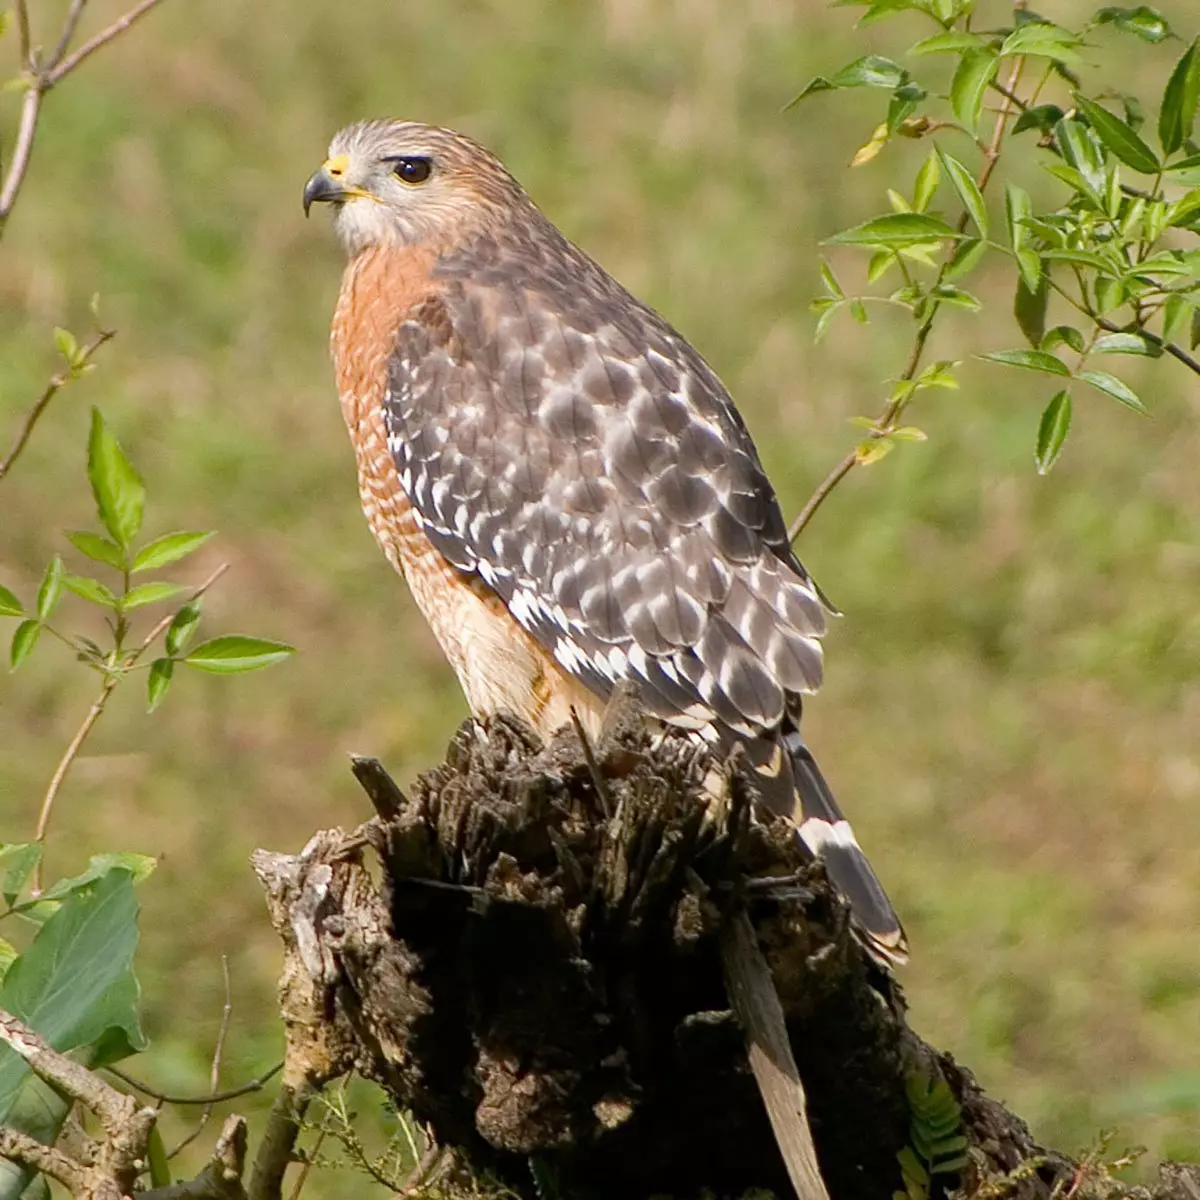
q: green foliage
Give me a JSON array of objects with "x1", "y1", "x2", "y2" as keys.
[
  {"x1": 894, "y1": 1069, "x2": 970, "y2": 1200},
  {"x1": 797, "y1": 0, "x2": 1200, "y2": 476},
  {"x1": 0, "y1": 406, "x2": 294, "y2": 709},
  {"x1": 0, "y1": 865, "x2": 148, "y2": 1200}
]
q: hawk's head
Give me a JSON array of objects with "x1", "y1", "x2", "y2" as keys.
[{"x1": 304, "y1": 120, "x2": 527, "y2": 256}]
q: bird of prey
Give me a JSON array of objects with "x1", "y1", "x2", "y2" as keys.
[{"x1": 304, "y1": 120, "x2": 907, "y2": 964}]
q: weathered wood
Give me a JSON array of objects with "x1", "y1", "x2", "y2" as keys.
[
  {"x1": 721, "y1": 909, "x2": 829, "y2": 1200},
  {"x1": 251, "y1": 714, "x2": 1200, "y2": 1200}
]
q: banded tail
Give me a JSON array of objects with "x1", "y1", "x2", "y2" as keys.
[{"x1": 780, "y1": 731, "x2": 908, "y2": 966}]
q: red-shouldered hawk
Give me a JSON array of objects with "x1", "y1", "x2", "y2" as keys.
[{"x1": 305, "y1": 120, "x2": 907, "y2": 965}]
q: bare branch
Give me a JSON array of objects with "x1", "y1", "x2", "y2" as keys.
[
  {"x1": 247, "y1": 1083, "x2": 312, "y2": 1200},
  {"x1": 141, "y1": 1116, "x2": 249, "y2": 1200},
  {"x1": 44, "y1": 0, "x2": 170, "y2": 86},
  {"x1": 0, "y1": 329, "x2": 114, "y2": 484},
  {"x1": 0, "y1": 1127, "x2": 85, "y2": 1192},
  {"x1": 0, "y1": 86, "x2": 44, "y2": 232},
  {"x1": 0, "y1": 1010, "x2": 139, "y2": 1130},
  {"x1": 48, "y1": 0, "x2": 89, "y2": 71}
]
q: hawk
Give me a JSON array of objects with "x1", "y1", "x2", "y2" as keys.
[{"x1": 304, "y1": 120, "x2": 907, "y2": 965}]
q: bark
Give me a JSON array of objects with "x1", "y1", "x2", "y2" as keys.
[{"x1": 251, "y1": 712, "x2": 1200, "y2": 1200}]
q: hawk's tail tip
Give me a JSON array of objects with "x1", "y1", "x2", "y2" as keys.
[{"x1": 785, "y1": 733, "x2": 909, "y2": 969}]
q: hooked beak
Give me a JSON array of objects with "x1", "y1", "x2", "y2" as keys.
[{"x1": 303, "y1": 162, "x2": 348, "y2": 216}]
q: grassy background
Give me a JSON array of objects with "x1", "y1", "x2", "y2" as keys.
[{"x1": 2, "y1": 0, "x2": 1199, "y2": 1191}]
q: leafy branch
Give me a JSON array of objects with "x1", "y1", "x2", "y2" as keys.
[{"x1": 790, "y1": 0, "x2": 1200, "y2": 539}]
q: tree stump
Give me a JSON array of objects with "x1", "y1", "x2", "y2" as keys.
[{"x1": 251, "y1": 713, "x2": 1200, "y2": 1200}]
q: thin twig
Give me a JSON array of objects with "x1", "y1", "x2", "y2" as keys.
[
  {"x1": 0, "y1": 86, "x2": 44, "y2": 229},
  {"x1": 0, "y1": 329, "x2": 114, "y2": 483},
  {"x1": 31, "y1": 563, "x2": 229, "y2": 885},
  {"x1": 44, "y1": 0, "x2": 170, "y2": 86},
  {"x1": 168, "y1": 957, "x2": 238, "y2": 1159},
  {"x1": 48, "y1": 0, "x2": 89, "y2": 71},
  {"x1": 789, "y1": 55, "x2": 1027, "y2": 544},
  {"x1": 0, "y1": 0, "x2": 171, "y2": 236},
  {"x1": 105, "y1": 1060, "x2": 283, "y2": 1108}
]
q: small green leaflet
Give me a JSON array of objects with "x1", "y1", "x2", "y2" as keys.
[
  {"x1": 87, "y1": 409, "x2": 145, "y2": 550},
  {"x1": 131, "y1": 531, "x2": 213, "y2": 573},
  {"x1": 1035, "y1": 391, "x2": 1072, "y2": 474},
  {"x1": 827, "y1": 212, "x2": 958, "y2": 247},
  {"x1": 950, "y1": 50, "x2": 997, "y2": 134},
  {"x1": 147, "y1": 659, "x2": 173, "y2": 712},
  {"x1": 35, "y1": 557, "x2": 63, "y2": 622},
  {"x1": 1078, "y1": 369, "x2": 1148, "y2": 413},
  {"x1": 935, "y1": 147, "x2": 988, "y2": 236},
  {"x1": 1073, "y1": 94, "x2": 1159, "y2": 173},
  {"x1": 64, "y1": 531, "x2": 125, "y2": 570},
  {"x1": 0, "y1": 844, "x2": 41, "y2": 908},
  {"x1": 0, "y1": 585, "x2": 22, "y2": 618},
  {"x1": 1093, "y1": 6, "x2": 1173, "y2": 44},
  {"x1": 1159, "y1": 37, "x2": 1200, "y2": 156},
  {"x1": 9, "y1": 621, "x2": 40, "y2": 671},
  {"x1": 979, "y1": 348, "x2": 1071, "y2": 376},
  {"x1": 789, "y1": 55, "x2": 908, "y2": 105},
  {"x1": 183, "y1": 635, "x2": 295, "y2": 674},
  {"x1": 121, "y1": 582, "x2": 186, "y2": 611}
]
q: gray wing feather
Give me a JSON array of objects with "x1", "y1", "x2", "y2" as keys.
[{"x1": 383, "y1": 221, "x2": 828, "y2": 738}]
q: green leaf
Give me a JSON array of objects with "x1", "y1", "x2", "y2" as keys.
[
  {"x1": 0, "y1": 870, "x2": 146, "y2": 1126},
  {"x1": 0, "y1": 585, "x2": 22, "y2": 618},
  {"x1": 1005, "y1": 182, "x2": 1032, "y2": 249},
  {"x1": 931, "y1": 284, "x2": 980, "y2": 310},
  {"x1": 790, "y1": 55, "x2": 908, "y2": 104},
  {"x1": 1073, "y1": 94, "x2": 1160, "y2": 173},
  {"x1": 0, "y1": 941, "x2": 16, "y2": 984},
  {"x1": 52, "y1": 327, "x2": 78, "y2": 367},
  {"x1": 1056, "y1": 118, "x2": 1107, "y2": 198},
  {"x1": 183, "y1": 635, "x2": 295, "y2": 674},
  {"x1": 121, "y1": 582, "x2": 186, "y2": 611},
  {"x1": 87, "y1": 409, "x2": 145, "y2": 549},
  {"x1": 1078, "y1": 368, "x2": 1148, "y2": 413},
  {"x1": 943, "y1": 236, "x2": 988, "y2": 282},
  {"x1": 1159, "y1": 37, "x2": 1200, "y2": 156},
  {"x1": 909, "y1": 31, "x2": 988, "y2": 55},
  {"x1": 935, "y1": 147, "x2": 988, "y2": 236},
  {"x1": 1162, "y1": 294, "x2": 1194, "y2": 341},
  {"x1": 9, "y1": 620, "x2": 40, "y2": 671},
  {"x1": 64, "y1": 531, "x2": 125, "y2": 570},
  {"x1": 131, "y1": 531, "x2": 213, "y2": 573},
  {"x1": 855, "y1": 438, "x2": 895, "y2": 466},
  {"x1": 61, "y1": 574, "x2": 119, "y2": 609},
  {"x1": 0, "y1": 845, "x2": 42, "y2": 908},
  {"x1": 819, "y1": 259, "x2": 845, "y2": 300},
  {"x1": 1094, "y1": 6, "x2": 1173, "y2": 44},
  {"x1": 1013, "y1": 103, "x2": 1065, "y2": 135},
  {"x1": 950, "y1": 49, "x2": 998, "y2": 134},
  {"x1": 1042, "y1": 324, "x2": 1086, "y2": 354},
  {"x1": 1000, "y1": 21, "x2": 1082, "y2": 64},
  {"x1": 147, "y1": 658, "x2": 173, "y2": 713},
  {"x1": 827, "y1": 212, "x2": 958, "y2": 247},
  {"x1": 35, "y1": 557, "x2": 63, "y2": 622},
  {"x1": 913, "y1": 150, "x2": 940, "y2": 212},
  {"x1": 18, "y1": 854, "x2": 157, "y2": 911},
  {"x1": 979, "y1": 348, "x2": 1071, "y2": 375},
  {"x1": 1017, "y1": 248, "x2": 1043, "y2": 293},
  {"x1": 1035, "y1": 390, "x2": 1072, "y2": 473},
  {"x1": 1014, "y1": 274, "x2": 1049, "y2": 346},
  {"x1": 1093, "y1": 332, "x2": 1161, "y2": 356}
]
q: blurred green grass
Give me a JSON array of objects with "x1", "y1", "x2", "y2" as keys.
[{"x1": 1, "y1": 0, "x2": 1198, "y2": 1191}]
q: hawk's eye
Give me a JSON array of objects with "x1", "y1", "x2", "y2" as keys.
[{"x1": 389, "y1": 156, "x2": 432, "y2": 185}]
